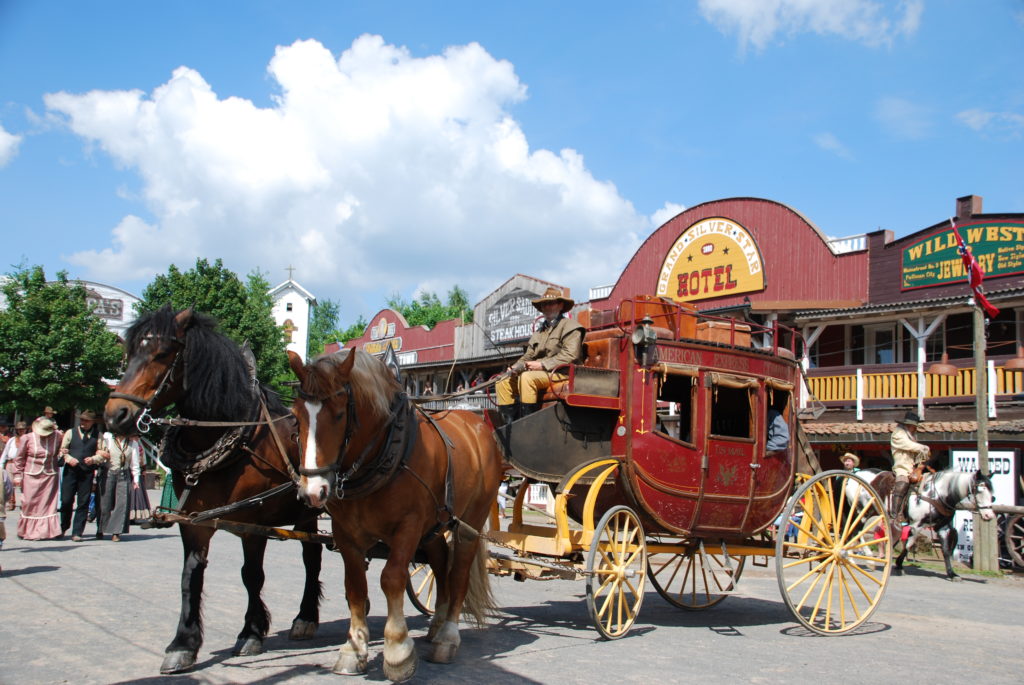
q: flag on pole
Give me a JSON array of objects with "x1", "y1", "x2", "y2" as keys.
[
  {"x1": 950, "y1": 218, "x2": 1000, "y2": 318},
  {"x1": 381, "y1": 342, "x2": 402, "y2": 382}
]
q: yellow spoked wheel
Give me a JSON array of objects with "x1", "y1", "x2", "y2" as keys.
[
  {"x1": 406, "y1": 561, "x2": 436, "y2": 616},
  {"x1": 776, "y1": 470, "x2": 891, "y2": 635},
  {"x1": 648, "y1": 539, "x2": 745, "y2": 610},
  {"x1": 585, "y1": 505, "x2": 647, "y2": 639}
]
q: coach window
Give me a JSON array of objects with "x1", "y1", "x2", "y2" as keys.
[
  {"x1": 709, "y1": 373, "x2": 757, "y2": 440},
  {"x1": 655, "y1": 364, "x2": 696, "y2": 444},
  {"x1": 766, "y1": 378, "x2": 794, "y2": 424}
]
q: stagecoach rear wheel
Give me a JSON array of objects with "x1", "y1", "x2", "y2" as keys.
[
  {"x1": 1006, "y1": 514, "x2": 1024, "y2": 568},
  {"x1": 585, "y1": 505, "x2": 647, "y2": 639},
  {"x1": 775, "y1": 470, "x2": 891, "y2": 635},
  {"x1": 406, "y1": 562, "x2": 436, "y2": 616},
  {"x1": 647, "y1": 539, "x2": 746, "y2": 610}
]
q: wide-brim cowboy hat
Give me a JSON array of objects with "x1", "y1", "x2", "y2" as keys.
[
  {"x1": 532, "y1": 286, "x2": 574, "y2": 313},
  {"x1": 841, "y1": 452, "x2": 860, "y2": 467},
  {"x1": 32, "y1": 417, "x2": 56, "y2": 437},
  {"x1": 897, "y1": 411, "x2": 921, "y2": 426},
  {"x1": 78, "y1": 409, "x2": 97, "y2": 421}
]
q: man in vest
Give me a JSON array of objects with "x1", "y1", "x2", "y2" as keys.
[
  {"x1": 59, "y1": 409, "x2": 106, "y2": 541},
  {"x1": 495, "y1": 287, "x2": 585, "y2": 422}
]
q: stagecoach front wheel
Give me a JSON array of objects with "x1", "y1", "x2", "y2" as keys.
[
  {"x1": 647, "y1": 539, "x2": 746, "y2": 610},
  {"x1": 775, "y1": 470, "x2": 891, "y2": 635},
  {"x1": 585, "y1": 505, "x2": 646, "y2": 640},
  {"x1": 406, "y1": 561, "x2": 436, "y2": 616}
]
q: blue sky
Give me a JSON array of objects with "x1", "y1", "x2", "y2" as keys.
[{"x1": 1, "y1": 0, "x2": 1022, "y2": 324}]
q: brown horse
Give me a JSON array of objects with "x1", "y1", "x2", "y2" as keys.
[
  {"x1": 287, "y1": 349, "x2": 503, "y2": 681},
  {"x1": 104, "y1": 307, "x2": 324, "y2": 674}
]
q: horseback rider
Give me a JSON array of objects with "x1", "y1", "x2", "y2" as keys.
[
  {"x1": 495, "y1": 286, "x2": 585, "y2": 423},
  {"x1": 889, "y1": 411, "x2": 930, "y2": 536}
]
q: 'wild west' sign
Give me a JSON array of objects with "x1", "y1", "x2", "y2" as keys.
[
  {"x1": 901, "y1": 222, "x2": 1024, "y2": 290},
  {"x1": 656, "y1": 218, "x2": 766, "y2": 303}
]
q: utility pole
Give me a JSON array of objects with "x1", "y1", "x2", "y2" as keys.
[{"x1": 972, "y1": 301, "x2": 998, "y2": 572}]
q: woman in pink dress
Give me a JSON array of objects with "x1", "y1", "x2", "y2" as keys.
[{"x1": 13, "y1": 417, "x2": 62, "y2": 540}]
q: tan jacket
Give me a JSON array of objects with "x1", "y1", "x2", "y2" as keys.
[
  {"x1": 891, "y1": 425, "x2": 929, "y2": 464},
  {"x1": 515, "y1": 316, "x2": 585, "y2": 372}
]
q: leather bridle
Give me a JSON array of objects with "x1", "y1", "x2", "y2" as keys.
[{"x1": 108, "y1": 333, "x2": 187, "y2": 433}]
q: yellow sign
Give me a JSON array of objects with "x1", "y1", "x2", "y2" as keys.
[{"x1": 656, "y1": 217, "x2": 766, "y2": 303}]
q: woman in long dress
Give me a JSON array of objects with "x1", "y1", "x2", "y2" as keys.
[
  {"x1": 13, "y1": 417, "x2": 62, "y2": 540},
  {"x1": 97, "y1": 432, "x2": 142, "y2": 541}
]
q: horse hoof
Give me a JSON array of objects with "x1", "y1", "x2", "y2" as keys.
[
  {"x1": 892, "y1": 568, "x2": 903, "y2": 576},
  {"x1": 428, "y1": 642, "x2": 458, "y2": 664},
  {"x1": 160, "y1": 650, "x2": 197, "y2": 674},
  {"x1": 232, "y1": 636, "x2": 264, "y2": 657},
  {"x1": 383, "y1": 651, "x2": 417, "y2": 683},
  {"x1": 332, "y1": 651, "x2": 368, "y2": 676},
  {"x1": 949, "y1": 575, "x2": 963, "y2": 583},
  {"x1": 289, "y1": 618, "x2": 318, "y2": 641}
]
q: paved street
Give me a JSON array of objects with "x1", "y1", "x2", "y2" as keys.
[{"x1": 2, "y1": 497, "x2": 1023, "y2": 684}]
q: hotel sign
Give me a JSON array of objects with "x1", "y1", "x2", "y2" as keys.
[
  {"x1": 656, "y1": 217, "x2": 766, "y2": 303},
  {"x1": 901, "y1": 222, "x2": 1024, "y2": 290},
  {"x1": 362, "y1": 315, "x2": 402, "y2": 355}
]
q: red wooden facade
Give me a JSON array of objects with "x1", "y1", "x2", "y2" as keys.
[{"x1": 595, "y1": 197, "x2": 869, "y2": 315}]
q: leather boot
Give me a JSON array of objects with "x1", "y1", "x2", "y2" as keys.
[
  {"x1": 520, "y1": 402, "x2": 540, "y2": 417},
  {"x1": 498, "y1": 404, "x2": 518, "y2": 427},
  {"x1": 889, "y1": 479, "x2": 910, "y2": 539}
]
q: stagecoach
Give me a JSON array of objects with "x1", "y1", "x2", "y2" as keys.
[{"x1": 411, "y1": 295, "x2": 894, "y2": 637}]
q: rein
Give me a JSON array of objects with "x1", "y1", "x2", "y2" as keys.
[
  {"x1": 918, "y1": 472, "x2": 992, "y2": 518},
  {"x1": 109, "y1": 334, "x2": 187, "y2": 434}
]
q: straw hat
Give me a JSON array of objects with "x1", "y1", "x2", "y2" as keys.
[
  {"x1": 841, "y1": 452, "x2": 860, "y2": 467},
  {"x1": 78, "y1": 409, "x2": 97, "y2": 421},
  {"x1": 532, "y1": 286, "x2": 574, "y2": 313},
  {"x1": 32, "y1": 417, "x2": 56, "y2": 437}
]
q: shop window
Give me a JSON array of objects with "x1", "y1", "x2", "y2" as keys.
[
  {"x1": 656, "y1": 373, "x2": 694, "y2": 443},
  {"x1": 848, "y1": 326, "x2": 864, "y2": 366},
  {"x1": 710, "y1": 380, "x2": 754, "y2": 440},
  {"x1": 945, "y1": 313, "x2": 973, "y2": 359}
]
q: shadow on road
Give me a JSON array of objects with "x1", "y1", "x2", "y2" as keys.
[{"x1": 0, "y1": 564, "x2": 61, "y2": 577}]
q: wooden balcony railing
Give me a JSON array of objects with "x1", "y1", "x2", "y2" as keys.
[{"x1": 806, "y1": 361, "x2": 1024, "y2": 405}]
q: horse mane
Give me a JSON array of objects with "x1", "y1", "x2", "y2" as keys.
[
  {"x1": 126, "y1": 305, "x2": 271, "y2": 420},
  {"x1": 302, "y1": 348, "x2": 401, "y2": 422}
]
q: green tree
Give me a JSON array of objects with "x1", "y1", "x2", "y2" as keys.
[
  {"x1": 386, "y1": 285, "x2": 474, "y2": 329},
  {"x1": 0, "y1": 266, "x2": 123, "y2": 414},
  {"x1": 307, "y1": 298, "x2": 341, "y2": 357},
  {"x1": 336, "y1": 315, "x2": 368, "y2": 345},
  {"x1": 137, "y1": 258, "x2": 289, "y2": 390}
]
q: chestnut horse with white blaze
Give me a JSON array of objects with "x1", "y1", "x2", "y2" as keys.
[{"x1": 287, "y1": 349, "x2": 503, "y2": 682}]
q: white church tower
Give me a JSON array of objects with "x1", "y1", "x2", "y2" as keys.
[{"x1": 270, "y1": 267, "x2": 317, "y2": 362}]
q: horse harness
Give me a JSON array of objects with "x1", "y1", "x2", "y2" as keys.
[
  {"x1": 109, "y1": 332, "x2": 187, "y2": 434},
  {"x1": 297, "y1": 384, "x2": 460, "y2": 543}
]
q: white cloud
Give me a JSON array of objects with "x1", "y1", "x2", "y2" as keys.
[
  {"x1": 874, "y1": 96, "x2": 932, "y2": 140},
  {"x1": 812, "y1": 131, "x2": 853, "y2": 159},
  {"x1": 699, "y1": 0, "x2": 923, "y2": 52},
  {"x1": 45, "y1": 36, "x2": 649, "y2": 313},
  {"x1": 651, "y1": 202, "x2": 687, "y2": 229},
  {"x1": 0, "y1": 123, "x2": 23, "y2": 167},
  {"x1": 956, "y1": 108, "x2": 1024, "y2": 139}
]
